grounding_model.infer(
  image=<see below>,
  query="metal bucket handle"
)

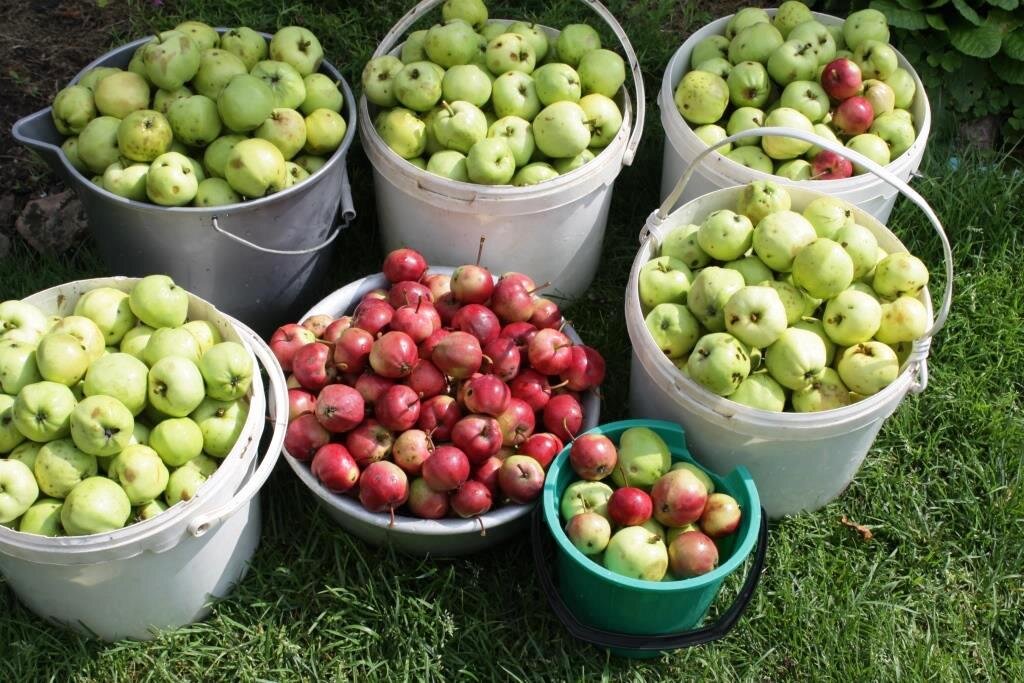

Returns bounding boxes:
[530,504,768,651]
[210,168,357,256]
[187,318,289,537]
[371,0,645,166]
[643,126,954,355]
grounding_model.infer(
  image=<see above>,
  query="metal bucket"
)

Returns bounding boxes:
[11,31,357,336]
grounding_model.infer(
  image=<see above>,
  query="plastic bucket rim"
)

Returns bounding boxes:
[626,185,934,430]
[11,29,356,214]
[280,267,601,535]
[659,8,931,183]
[357,20,635,202]
[0,276,266,556]
[542,418,762,593]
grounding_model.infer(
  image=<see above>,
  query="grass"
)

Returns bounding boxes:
[2,1,1023,680]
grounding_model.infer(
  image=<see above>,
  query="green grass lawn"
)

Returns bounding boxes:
[2,1,1023,680]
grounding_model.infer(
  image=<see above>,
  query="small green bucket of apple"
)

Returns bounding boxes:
[533,420,766,658]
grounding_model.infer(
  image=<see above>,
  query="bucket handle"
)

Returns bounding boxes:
[643,126,954,346]
[187,319,289,537]
[530,504,768,652]
[210,167,356,255]
[370,0,645,166]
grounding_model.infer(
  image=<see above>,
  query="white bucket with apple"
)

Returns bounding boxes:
[626,128,952,519]
[0,277,288,641]
[358,0,645,302]
[660,7,930,223]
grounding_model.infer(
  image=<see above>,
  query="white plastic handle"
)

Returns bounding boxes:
[371,0,646,166]
[646,126,954,345]
[187,320,289,537]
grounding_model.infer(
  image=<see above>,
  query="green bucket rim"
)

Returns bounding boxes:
[541,418,762,592]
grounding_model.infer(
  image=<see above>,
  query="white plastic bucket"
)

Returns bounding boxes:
[659,9,931,224]
[358,0,645,301]
[0,278,288,640]
[627,129,953,519]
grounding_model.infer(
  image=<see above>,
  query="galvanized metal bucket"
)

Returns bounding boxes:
[11,30,357,335]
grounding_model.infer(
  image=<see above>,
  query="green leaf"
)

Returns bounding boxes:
[995,55,1024,83]
[895,0,927,8]
[926,13,949,30]
[986,0,1019,11]
[926,0,951,7]
[942,51,964,70]
[871,0,931,29]
[951,23,1004,57]
[1004,30,1024,59]
[953,0,984,25]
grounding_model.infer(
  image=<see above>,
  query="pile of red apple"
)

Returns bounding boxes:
[271,245,605,524]
[560,426,742,581]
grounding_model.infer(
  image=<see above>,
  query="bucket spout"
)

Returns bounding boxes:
[12,107,74,186]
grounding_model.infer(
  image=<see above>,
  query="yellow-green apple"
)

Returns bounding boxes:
[728,22,783,63]
[560,480,614,520]
[511,162,558,186]
[875,296,928,344]
[604,526,668,580]
[727,61,771,108]
[18,498,63,536]
[645,303,700,359]
[77,116,123,175]
[120,324,155,359]
[70,395,134,457]
[579,93,621,148]
[555,23,601,67]
[149,417,204,467]
[426,150,469,180]
[375,107,426,159]
[638,256,692,309]
[465,138,515,184]
[130,275,189,329]
[686,266,745,331]
[147,356,205,417]
[698,209,754,261]
[761,107,814,159]
[687,332,751,396]
[194,177,242,206]
[164,465,207,506]
[725,286,789,348]
[143,30,201,90]
[823,288,882,346]
[533,63,581,106]
[34,437,96,497]
[174,20,218,51]
[198,341,252,401]
[837,341,898,395]
[610,426,672,489]
[802,196,854,239]
[84,353,148,415]
[191,397,248,457]
[251,59,306,109]
[60,476,130,535]
[269,26,324,76]
[442,64,492,107]
[51,85,97,135]
[217,74,275,132]
[145,151,199,206]
[792,367,852,412]
[752,210,817,272]
[724,255,774,285]
[35,333,90,385]
[674,70,729,124]
[0,459,39,523]
[225,138,287,197]
[565,511,611,555]
[729,371,787,411]
[0,340,41,395]
[109,444,169,505]
[220,27,268,70]
[362,55,404,107]
[485,32,536,74]
[491,71,541,120]
[301,73,343,114]
[765,327,827,390]
[94,71,150,118]
[50,316,105,362]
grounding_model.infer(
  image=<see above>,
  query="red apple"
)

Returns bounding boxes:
[527,328,573,375]
[344,418,394,466]
[301,314,333,338]
[315,383,365,433]
[490,278,535,323]
[284,413,330,461]
[569,433,617,481]
[291,342,336,392]
[651,469,709,527]
[462,374,511,416]
[419,328,450,361]
[383,247,428,283]
[509,369,551,411]
[607,487,653,527]
[422,445,471,492]
[500,321,538,348]
[529,298,562,329]
[393,429,433,476]
[450,264,494,304]
[543,393,583,442]
[270,324,317,372]
[361,288,389,303]
[406,359,447,399]
[354,371,395,405]
[388,280,433,309]
[416,395,462,441]
[351,299,394,336]
[821,57,862,101]
[452,303,501,345]
[451,414,504,465]
[375,384,421,431]
[358,461,409,525]
[288,388,316,420]
[310,443,360,493]
[497,454,544,503]
[369,331,418,378]
[560,345,606,392]
[832,96,874,135]
[407,477,449,519]
[421,272,451,300]
[499,272,536,291]
[322,316,353,343]
[431,331,483,379]
[473,455,504,495]
[811,150,854,180]
[496,397,536,447]
[518,432,563,469]
[434,292,461,326]
[332,327,374,374]
[451,480,493,517]
[390,301,441,343]
[700,493,742,538]
[668,530,719,578]
[481,337,521,381]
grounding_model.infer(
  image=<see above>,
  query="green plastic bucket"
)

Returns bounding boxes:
[534,419,766,658]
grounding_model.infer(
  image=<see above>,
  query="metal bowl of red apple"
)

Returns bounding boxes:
[273,249,602,556]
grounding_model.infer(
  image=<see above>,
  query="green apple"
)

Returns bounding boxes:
[729,371,786,411]
[424,20,479,69]
[443,0,487,30]
[765,327,827,390]
[152,86,191,114]
[862,79,895,116]
[109,444,169,505]
[34,438,97,498]
[872,253,929,299]
[179,321,221,357]
[99,161,147,201]
[533,63,581,106]
[72,289,136,348]
[674,71,729,125]
[426,150,469,181]
[61,137,87,174]
[837,341,898,395]
[806,123,841,158]
[693,124,731,154]
[253,107,306,160]
[792,238,855,299]
[802,196,855,239]
[724,255,773,286]
[507,21,548,62]
[728,23,783,64]
[773,1,814,37]
[1,394,26,453]
[727,8,771,39]
[639,255,693,311]
[776,159,812,180]
[129,274,189,329]
[78,66,121,93]
[165,464,208,507]
[578,48,625,98]
[560,480,614,520]
[834,224,879,280]
[579,94,622,148]
[225,138,287,197]
[191,397,248,458]
[752,210,816,272]
[604,526,668,581]
[269,26,323,76]
[491,71,541,120]
[687,267,745,332]
[691,35,730,68]
[18,498,63,536]
[135,498,167,521]
[658,224,707,271]
[698,210,754,261]
[0,340,41,395]
[532,101,590,158]
[465,138,516,185]
[555,23,601,67]
[883,68,916,109]
[375,108,426,159]
[788,20,836,66]
[721,109,763,152]
[394,61,444,112]
[301,73,343,115]
[77,116,123,175]
[853,40,898,81]
[143,30,201,90]
[61,476,130,535]
[552,148,595,174]
[50,316,104,363]
[611,427,672,489]
[434,101,487,154]
[194,177,242,207]
[565,512,611,555]
[726,146,773,173]
[441,64,492,107]
[202,135,246,179]
[175,20,219,51]
[792,367,851,412]
[221,27,267,71]
[93,71,150,119]
[823,288,882,346]
[144,152,198,206]
[148,356,205,418]
[687,332,751,396]
[0,301,47,346]
[143,327,201,366]
[843,10,890,52]
[875,296,928,345]
[69,395,134,457]
[767,39,818,86]
[11,381,76,442]
[35,333,90,386]
[487,116,534,167]
[250,60,307,111]
[726,61,771,108]
[120,324,156,359]
[485,32,536,75]
[847,133,891,173]
[780,80,829,123]
[870,112,916,160]
[761,107,814,159]
[725,286,788,348]
[0,459,39,523]
[792,317,836,365]
[217,74,275,132]
[149,417,204,467]
[361,55,404,108]
[83,353,148,416]
[281,162,310,188]
[199,341,252,401]
[165,95,221,148]
[694,58,732,80]
[645,303,700,359]
[51,85,97,135]
[190,48,246,100]
[512,162,558,186]
[401,30,429,63]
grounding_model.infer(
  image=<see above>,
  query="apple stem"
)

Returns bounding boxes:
[549,379,570,390]
[563,418,578,443]
[388,506,396,528]
[475,236,486,266]
[558,319,569,333]
[442,100,454,116]
[527,282,551,295]
[476,516,487,536]
[415,297,422,314]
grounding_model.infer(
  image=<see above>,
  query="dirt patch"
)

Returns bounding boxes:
[0,0,130,242]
